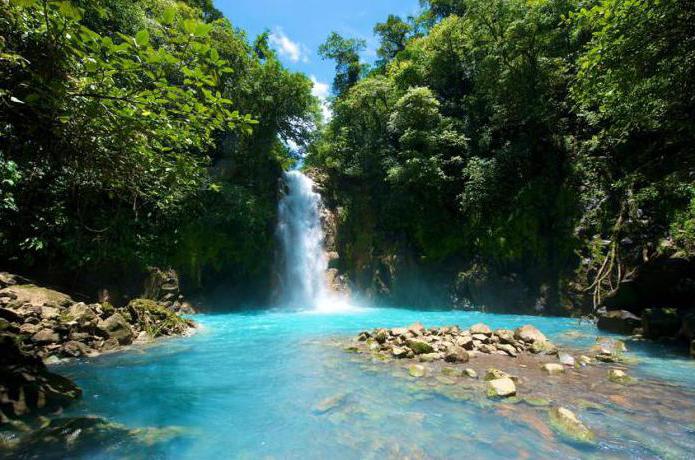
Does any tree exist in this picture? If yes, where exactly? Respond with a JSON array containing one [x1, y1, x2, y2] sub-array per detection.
[[318, 32, 366, 97], [374, 15, 412, 66]]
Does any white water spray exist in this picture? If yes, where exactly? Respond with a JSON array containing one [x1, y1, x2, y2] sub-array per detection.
[[276, 170, 331, 309]]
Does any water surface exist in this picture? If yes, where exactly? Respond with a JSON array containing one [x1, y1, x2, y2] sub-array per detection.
[[56, 307, 695, 459]]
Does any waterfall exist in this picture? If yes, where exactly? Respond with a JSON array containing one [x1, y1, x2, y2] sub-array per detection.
[[276, 170, 329, 309]]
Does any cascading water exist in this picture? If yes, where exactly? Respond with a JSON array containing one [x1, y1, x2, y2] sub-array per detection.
[[276, 170, 330, 309]]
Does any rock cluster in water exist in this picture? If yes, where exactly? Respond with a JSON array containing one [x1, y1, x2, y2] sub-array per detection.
[[0, 274, 195, 361], [356, 322, 556, 363], [0, 272, 196, 426]]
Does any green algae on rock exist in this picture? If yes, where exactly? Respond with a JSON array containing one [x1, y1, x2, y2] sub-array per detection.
[[549, 407, 595, 443]]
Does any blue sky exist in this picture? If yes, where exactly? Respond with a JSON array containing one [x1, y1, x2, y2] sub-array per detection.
[[215, 0, 422, 106]]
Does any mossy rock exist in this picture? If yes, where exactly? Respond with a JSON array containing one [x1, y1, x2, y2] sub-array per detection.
[[548, 407, 595, 444], [126, 299, 191, 338], [406, 339, 434, 355]]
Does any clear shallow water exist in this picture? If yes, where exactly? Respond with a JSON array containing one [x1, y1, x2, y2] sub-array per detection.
[[54, 307, 695, 459]]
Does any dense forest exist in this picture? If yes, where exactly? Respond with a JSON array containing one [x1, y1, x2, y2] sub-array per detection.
[[309, 0, 695, 314], [0, 0, 318, 301], [1, 0, 694, 316]]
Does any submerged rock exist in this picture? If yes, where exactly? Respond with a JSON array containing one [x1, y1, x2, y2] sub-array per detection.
[[548, 407, 595, 443], [408, 364, 426, 377], [608, 369, 634, 385], [486, 378, 516, 398], [541, 363, 565, 375], [314, 393, 348, 414]]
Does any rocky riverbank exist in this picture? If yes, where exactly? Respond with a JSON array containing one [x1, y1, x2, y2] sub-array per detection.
[[0, 272, 196, 428], [340, 322, 695, 445]]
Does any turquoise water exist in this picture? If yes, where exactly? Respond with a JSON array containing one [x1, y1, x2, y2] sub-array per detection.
[[51, 307, 695, 459]]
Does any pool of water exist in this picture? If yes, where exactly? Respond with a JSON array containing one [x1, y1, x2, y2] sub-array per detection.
[[50, 306, 695, 459]]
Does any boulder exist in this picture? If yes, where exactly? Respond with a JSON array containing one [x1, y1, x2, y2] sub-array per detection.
[[549, 407, 595, 443], [642, 308, 680, 339], [470, 323, 492, 335], [496, 343, 517, 357], [679, 314, 695, 342], [691, 340, 695, 359], [19, 323, 40, 335], [597, 310, 641, 335], [444, 347, 470, 363], [100, 337, 120, 352], [530, 340, 557, 355], [68, 303, 98, 326], [494, 329, 515, 344], [486, 377, 516, 398], [0, 307, 21, 324], [456, 335, 474, 349], [406, 339, 434, 355], [97, 313, 133, 345], [464, 368, 478, 379], [541, 363, 565, 375], [32, 328, 60, 344], [62, 341, 92, 357], [40, 306, 60, 320], [514, 325, 547, 344]]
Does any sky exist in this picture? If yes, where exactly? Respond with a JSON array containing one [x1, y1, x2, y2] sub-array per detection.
[[215, 0, 422, 115]]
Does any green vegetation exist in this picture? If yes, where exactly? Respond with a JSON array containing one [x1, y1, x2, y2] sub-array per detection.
[[308, 0, 694, 312], [0, 0, 318, 294]]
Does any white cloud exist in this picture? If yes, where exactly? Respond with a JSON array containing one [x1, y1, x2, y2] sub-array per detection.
[[269, 28, 309, 63], [311, 76, 332, 122]]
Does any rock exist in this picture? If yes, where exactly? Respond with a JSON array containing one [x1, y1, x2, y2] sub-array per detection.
[[444, 347, 470, 363], [100, 337, 120, 352], [0, 307, 21, 323], [608, 369, 633, 384], [40, 306, 60, 320], [484, 368, 510, 381], [514, 324, 547, 344], [418, 353, 440, 362], [691, 340, 695, 359], [441, 367, 464, 377], [391, 346, 408, 358], [456, 335, 474, 349], [597, 310, 641, 335], [470, 323, 492, 335], [642, 307, 680, 339], [32, 328, 60, 344], [494, 329, 515, 343], [558, 352, 575, 366], [408, 322, 425, 335], [478, 344, 496, 354], [408, 364, 426, 377], [486, 377, 516, 398], [390, 327, 408, 336], [578, 355, 592, 366], [541, 363, 565, 375], [406, 339, 434, 355], [471, 333, 489, 342], [0, 333, 81, 421], [464, 368, 478, 379], [97, 313, 133, 345], [313, 393, 348, 414], [496, 343, 517, 357], [62, 341, 92, 357], [68, 302, 98, 326], [549, 407, 595, 443], [19, 323, 40, 335], [374, 329, 388, 344], [530, 340, 557, 355]]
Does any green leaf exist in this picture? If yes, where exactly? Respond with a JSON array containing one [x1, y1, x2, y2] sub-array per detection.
[[57, 1, 83, 20], [161, 7, 176, 25], [194, 22, 214, 37], [135, 30, 150, 47], [10, 0, 38, 7], [210, 48, 219, 61]]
